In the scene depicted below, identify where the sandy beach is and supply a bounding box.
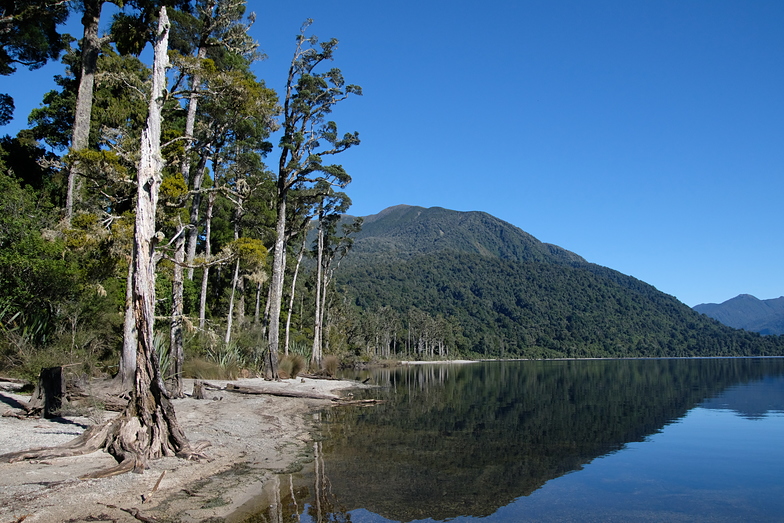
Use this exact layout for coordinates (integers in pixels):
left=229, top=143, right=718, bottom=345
left=0, top=377, right=364, bottom=523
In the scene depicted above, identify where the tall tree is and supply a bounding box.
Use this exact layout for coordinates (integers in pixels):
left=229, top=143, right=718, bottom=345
left=266, top=20, right=361, bottom=376
left=0, top=8, right=207, bottom=474
left=64, top=0, right=189, bottom=224
left=168, top=0, right=260, bottom=279
left=64, top=0, right=105, bottom=224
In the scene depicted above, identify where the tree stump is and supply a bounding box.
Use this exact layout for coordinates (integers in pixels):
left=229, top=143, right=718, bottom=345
left=192, top=380, right=205, bottom=400
left=28, top=366, right=67, bottom=418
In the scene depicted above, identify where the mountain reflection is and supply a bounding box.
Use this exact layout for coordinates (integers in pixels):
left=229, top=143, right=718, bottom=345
left=700, top=374, right=784, bottom=419
left=240, top=358, right=784, bottom=523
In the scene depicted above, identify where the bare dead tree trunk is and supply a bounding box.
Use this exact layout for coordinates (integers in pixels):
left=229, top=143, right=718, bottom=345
left=180, top=46, right=207, bottom=187
left=254, top=281, right=262, bottom=324
left=186, top=155, right=209, bottom=280
left=311, top=222, right=324, bottom=369
left=123, top=7, right=194, bottom=467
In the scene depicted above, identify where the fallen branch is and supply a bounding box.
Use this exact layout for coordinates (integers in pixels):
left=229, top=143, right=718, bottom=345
left=141, top=470, right=166, bottom=503
left=101, top=503, right=158, bottom=522
left=297, top=373, right=342, bottom=381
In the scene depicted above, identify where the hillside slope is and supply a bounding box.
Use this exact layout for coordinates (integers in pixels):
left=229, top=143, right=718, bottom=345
left=694, top=294, right=784, bottom=335
left=334, top=205, right=784, bottom=358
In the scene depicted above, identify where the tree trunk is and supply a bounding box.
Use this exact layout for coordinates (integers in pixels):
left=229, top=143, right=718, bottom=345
left=30, top=366, right=66, bottom=419
left=224, top=258, right=240, bottom=344
left=311, top=221, right=324, bottom=369
left=254, top=281, right=262, bottom=324
left=198, top=191, right=216, bottom=329
left=266, top=195, right=286, bottom=378
left=284, top=234, right=307, bottom=356
left=169, top=226, right=185, bottom=398
left=118, top=254, right=137, bottom=389
left=124, top=7, right=193, bottom=467
left=236, top=276, right=245, bottom=328
left=180, top=46, right=206, bottom=187
left=66, top=0, right=104, bottom=224
left=186, top=154, right=209, bottom=280
left=182, top=44, right=208, bottom=282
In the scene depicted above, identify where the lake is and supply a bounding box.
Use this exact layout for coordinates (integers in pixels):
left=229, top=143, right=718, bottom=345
left=235, top=358, right=784, bottom=522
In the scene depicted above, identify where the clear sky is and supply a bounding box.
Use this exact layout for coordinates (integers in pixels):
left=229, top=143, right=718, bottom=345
left=3, top=0, right=783, bottom=307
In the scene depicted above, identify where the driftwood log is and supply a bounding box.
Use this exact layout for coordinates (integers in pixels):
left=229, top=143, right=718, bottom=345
left=201, top=381, right=383, bottom=406
left=204, top=382, right=340, bottom=401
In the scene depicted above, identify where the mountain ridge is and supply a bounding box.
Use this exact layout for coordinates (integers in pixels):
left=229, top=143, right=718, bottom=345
left=333, top=205, right=784, bottom=358
left=694, top=294, right=784, bottom=335
left=349, top=204, right=587, bottom=265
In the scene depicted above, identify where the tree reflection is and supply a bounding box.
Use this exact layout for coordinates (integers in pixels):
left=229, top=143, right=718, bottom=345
left=318, top=358, right=784, bottom=522
left=243, top=358, right=784, bottom=523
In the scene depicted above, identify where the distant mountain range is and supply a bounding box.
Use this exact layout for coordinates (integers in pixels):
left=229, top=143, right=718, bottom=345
left=694, top=295, right=784, bottom=335
left=334, top=205, right=784, bottom=358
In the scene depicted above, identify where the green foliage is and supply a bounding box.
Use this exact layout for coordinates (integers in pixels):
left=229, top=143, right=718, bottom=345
left=155, top=330, right=171, bottom=380
left=205, top=341, right=245, bottom=379
left=0, top=0, right=69, bottom=124
left=232, top=237, right=267, bottom=272
left=160, top=173, right=189, bottom=202
left=0, top=167, right=122, bottom=377
left=0, top=134, right=64, bottom=205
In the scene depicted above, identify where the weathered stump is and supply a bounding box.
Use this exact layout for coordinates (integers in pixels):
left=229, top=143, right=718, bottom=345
left=192, top=380, right=205, bottom=400
left=28, top=366, right=67, bottom=418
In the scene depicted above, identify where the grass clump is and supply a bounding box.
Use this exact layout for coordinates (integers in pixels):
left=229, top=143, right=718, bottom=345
left=321, top=355, right=339, bottom=377
left=278, top=353, right=306, bottom=379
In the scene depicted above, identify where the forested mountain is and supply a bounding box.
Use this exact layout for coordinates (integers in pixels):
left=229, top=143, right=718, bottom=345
left=694, top=295, right=784, bottom=335
left=332, top=205, right=784, bottom=359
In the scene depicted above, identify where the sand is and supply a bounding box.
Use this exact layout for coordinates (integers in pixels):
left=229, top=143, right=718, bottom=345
left=0, top=377, right=365, bottom=523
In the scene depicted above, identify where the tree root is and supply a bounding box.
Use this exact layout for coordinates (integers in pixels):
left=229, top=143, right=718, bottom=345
left=0, top=410, right=210, bottom=479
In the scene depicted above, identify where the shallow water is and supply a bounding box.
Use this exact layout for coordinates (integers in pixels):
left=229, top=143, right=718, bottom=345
left=243, top=358, right=784, bottom=522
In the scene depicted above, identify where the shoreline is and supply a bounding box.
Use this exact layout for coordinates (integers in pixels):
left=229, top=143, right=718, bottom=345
left=398, top=359, right=478, bottom=365
left=0, top=376, right=365, bottom=523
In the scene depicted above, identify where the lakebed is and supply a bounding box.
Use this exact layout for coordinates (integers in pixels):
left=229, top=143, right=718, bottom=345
left=0, top=377, right=364, bottom=523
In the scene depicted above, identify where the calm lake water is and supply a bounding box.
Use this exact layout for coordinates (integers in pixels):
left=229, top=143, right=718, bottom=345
left=236, top=358, right=784, bottom=523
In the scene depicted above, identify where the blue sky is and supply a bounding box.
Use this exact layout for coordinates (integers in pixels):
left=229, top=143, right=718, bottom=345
left=3, top=0, right=783, bottom=307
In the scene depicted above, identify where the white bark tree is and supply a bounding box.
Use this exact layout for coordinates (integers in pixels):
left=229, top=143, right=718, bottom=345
left=266, top=20, right=361, bottom=377
left=0, top=8, right=208, bottom=474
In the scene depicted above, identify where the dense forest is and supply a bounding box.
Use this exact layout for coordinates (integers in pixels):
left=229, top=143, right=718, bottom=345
left=2, top=1, right=783, bottom=393
left=0, top=0, right=363, bottom=386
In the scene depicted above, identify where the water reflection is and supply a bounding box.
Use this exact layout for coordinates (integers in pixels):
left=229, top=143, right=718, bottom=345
left=240, top=358, right=784, bottom=523
left=700, top=375, right=784, bottom=419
